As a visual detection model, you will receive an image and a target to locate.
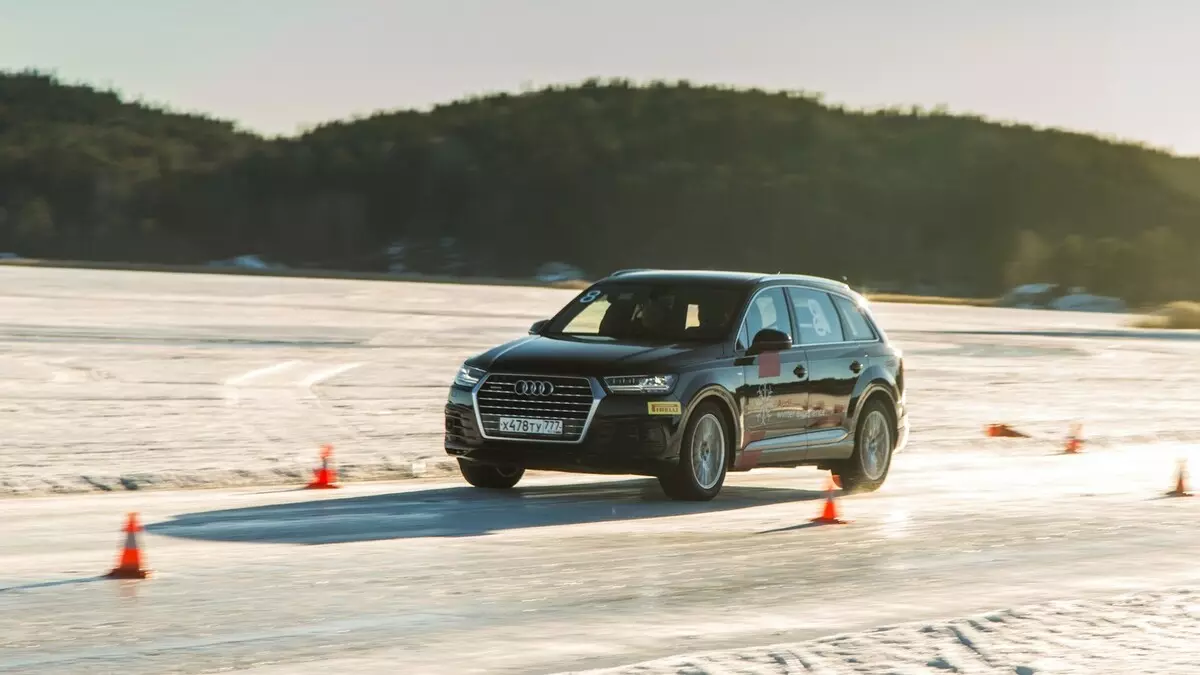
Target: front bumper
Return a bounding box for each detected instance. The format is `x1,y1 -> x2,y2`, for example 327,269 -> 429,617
443,381 -> 686,476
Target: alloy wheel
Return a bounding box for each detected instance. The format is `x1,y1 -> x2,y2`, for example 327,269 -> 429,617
861,409 -> 892,481
691,413 -> 726,490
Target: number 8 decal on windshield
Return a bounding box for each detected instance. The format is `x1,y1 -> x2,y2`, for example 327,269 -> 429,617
580,289 -> 602,303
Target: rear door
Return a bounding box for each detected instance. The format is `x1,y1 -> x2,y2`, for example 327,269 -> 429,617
785,286 -> 867,456
734,286 -> 810,467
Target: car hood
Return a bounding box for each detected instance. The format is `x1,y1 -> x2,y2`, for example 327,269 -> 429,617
469,335 -> 721,376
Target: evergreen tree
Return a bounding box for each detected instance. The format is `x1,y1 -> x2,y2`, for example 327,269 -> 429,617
2,70 -> 1199,302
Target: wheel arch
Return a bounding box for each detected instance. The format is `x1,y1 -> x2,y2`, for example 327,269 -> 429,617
680,385 -> 741,468
851,382 -> 898,439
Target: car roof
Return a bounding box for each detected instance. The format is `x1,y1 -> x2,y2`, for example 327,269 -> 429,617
600,268 -> 851,292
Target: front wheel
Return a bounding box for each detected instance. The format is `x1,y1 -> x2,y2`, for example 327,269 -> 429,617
658,403 -> 729,501
833,399 -> 895,494
457,459 -> 524,489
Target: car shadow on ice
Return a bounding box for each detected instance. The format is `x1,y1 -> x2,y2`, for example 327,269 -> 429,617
146,479 -> 827,545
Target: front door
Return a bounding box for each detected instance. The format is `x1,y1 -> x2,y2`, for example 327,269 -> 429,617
734,286 -> 810,469
785,286 -> 865,458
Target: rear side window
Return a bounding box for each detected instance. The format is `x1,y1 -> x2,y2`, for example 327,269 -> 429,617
788,287 -> 844,345
831,294 -> 878,341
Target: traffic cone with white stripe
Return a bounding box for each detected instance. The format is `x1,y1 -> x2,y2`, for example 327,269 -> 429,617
1063,422 -> 1084,454
106,512 -> 151,579
810,474 -> 849,525
306,444 -> 340,489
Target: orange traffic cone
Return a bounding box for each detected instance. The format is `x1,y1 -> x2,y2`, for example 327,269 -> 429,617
985,423 -> 1029,438
810,475 -> 849,525
1063,422 -> 1083,454
305,444 -> 340,489
1166,458 -> 1193,497
106,512 -> 151,579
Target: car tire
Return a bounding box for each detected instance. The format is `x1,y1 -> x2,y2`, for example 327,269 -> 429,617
457,459 -> 524,489
658,402 -> 729,501
833,398 -> 895,494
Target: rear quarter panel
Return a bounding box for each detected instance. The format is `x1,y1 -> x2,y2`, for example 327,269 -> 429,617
847,343 -> 903,427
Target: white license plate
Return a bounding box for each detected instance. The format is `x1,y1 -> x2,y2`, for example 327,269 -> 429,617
498,417 -> 564,435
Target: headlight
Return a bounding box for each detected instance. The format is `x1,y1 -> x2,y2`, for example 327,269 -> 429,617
454,365 -> 486,388
603,374 -> 677,394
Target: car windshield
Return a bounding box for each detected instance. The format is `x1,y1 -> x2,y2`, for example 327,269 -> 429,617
544,282 -> 747,343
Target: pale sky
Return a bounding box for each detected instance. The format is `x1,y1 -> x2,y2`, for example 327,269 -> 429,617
2,0 -> 1198,156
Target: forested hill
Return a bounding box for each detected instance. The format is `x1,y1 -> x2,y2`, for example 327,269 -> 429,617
2,70 -> 1200,302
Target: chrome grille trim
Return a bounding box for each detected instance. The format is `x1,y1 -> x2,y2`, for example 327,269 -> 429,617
471,373 -> 605,444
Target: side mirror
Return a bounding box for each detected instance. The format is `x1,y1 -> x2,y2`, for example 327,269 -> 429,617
529,319 -> 549,335
747,328 -> 792,355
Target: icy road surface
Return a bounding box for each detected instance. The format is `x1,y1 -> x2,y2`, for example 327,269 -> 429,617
1,451 -> 1198,674
2,266 -> 1200,673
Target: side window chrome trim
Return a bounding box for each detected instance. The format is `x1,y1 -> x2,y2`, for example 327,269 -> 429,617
829,288 -> 885,343
825,289 -> 880,343
781,285 -> 883,347
732,283 -> 885,352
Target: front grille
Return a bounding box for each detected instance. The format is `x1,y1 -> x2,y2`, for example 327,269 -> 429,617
475,374 -> 595,442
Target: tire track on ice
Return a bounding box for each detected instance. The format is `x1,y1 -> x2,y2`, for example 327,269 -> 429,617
221,358 -> 368,464
574,587 -> 1200,675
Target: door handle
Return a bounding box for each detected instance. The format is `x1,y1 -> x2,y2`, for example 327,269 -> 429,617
793,364 -> 807,379
849,360 -> 863,374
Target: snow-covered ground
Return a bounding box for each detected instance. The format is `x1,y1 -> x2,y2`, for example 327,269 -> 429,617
2,266 -> 1199,674
574,586 -> 1200,674
0,267 -> 562,494
1,265 -> 1199,496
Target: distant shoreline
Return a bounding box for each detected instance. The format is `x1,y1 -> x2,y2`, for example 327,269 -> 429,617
0,257 -> 998,306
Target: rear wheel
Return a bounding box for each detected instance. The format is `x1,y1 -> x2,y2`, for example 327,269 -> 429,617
659,402 -> 728,501
457,459 -> 524,489
832,398 -> 894,494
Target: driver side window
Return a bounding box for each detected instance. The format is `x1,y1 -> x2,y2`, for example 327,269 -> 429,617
736,287 -> 790,350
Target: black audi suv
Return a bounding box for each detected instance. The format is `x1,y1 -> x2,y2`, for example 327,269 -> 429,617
444,269 -> 908,501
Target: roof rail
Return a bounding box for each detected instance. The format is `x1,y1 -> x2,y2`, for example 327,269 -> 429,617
607,268 -> 659,277
761,272 -> 853,289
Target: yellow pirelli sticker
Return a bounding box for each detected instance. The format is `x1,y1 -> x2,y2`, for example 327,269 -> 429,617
647,401 -> 682,416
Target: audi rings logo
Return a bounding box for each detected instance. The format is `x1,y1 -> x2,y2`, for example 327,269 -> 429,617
514,380 -> 555,396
